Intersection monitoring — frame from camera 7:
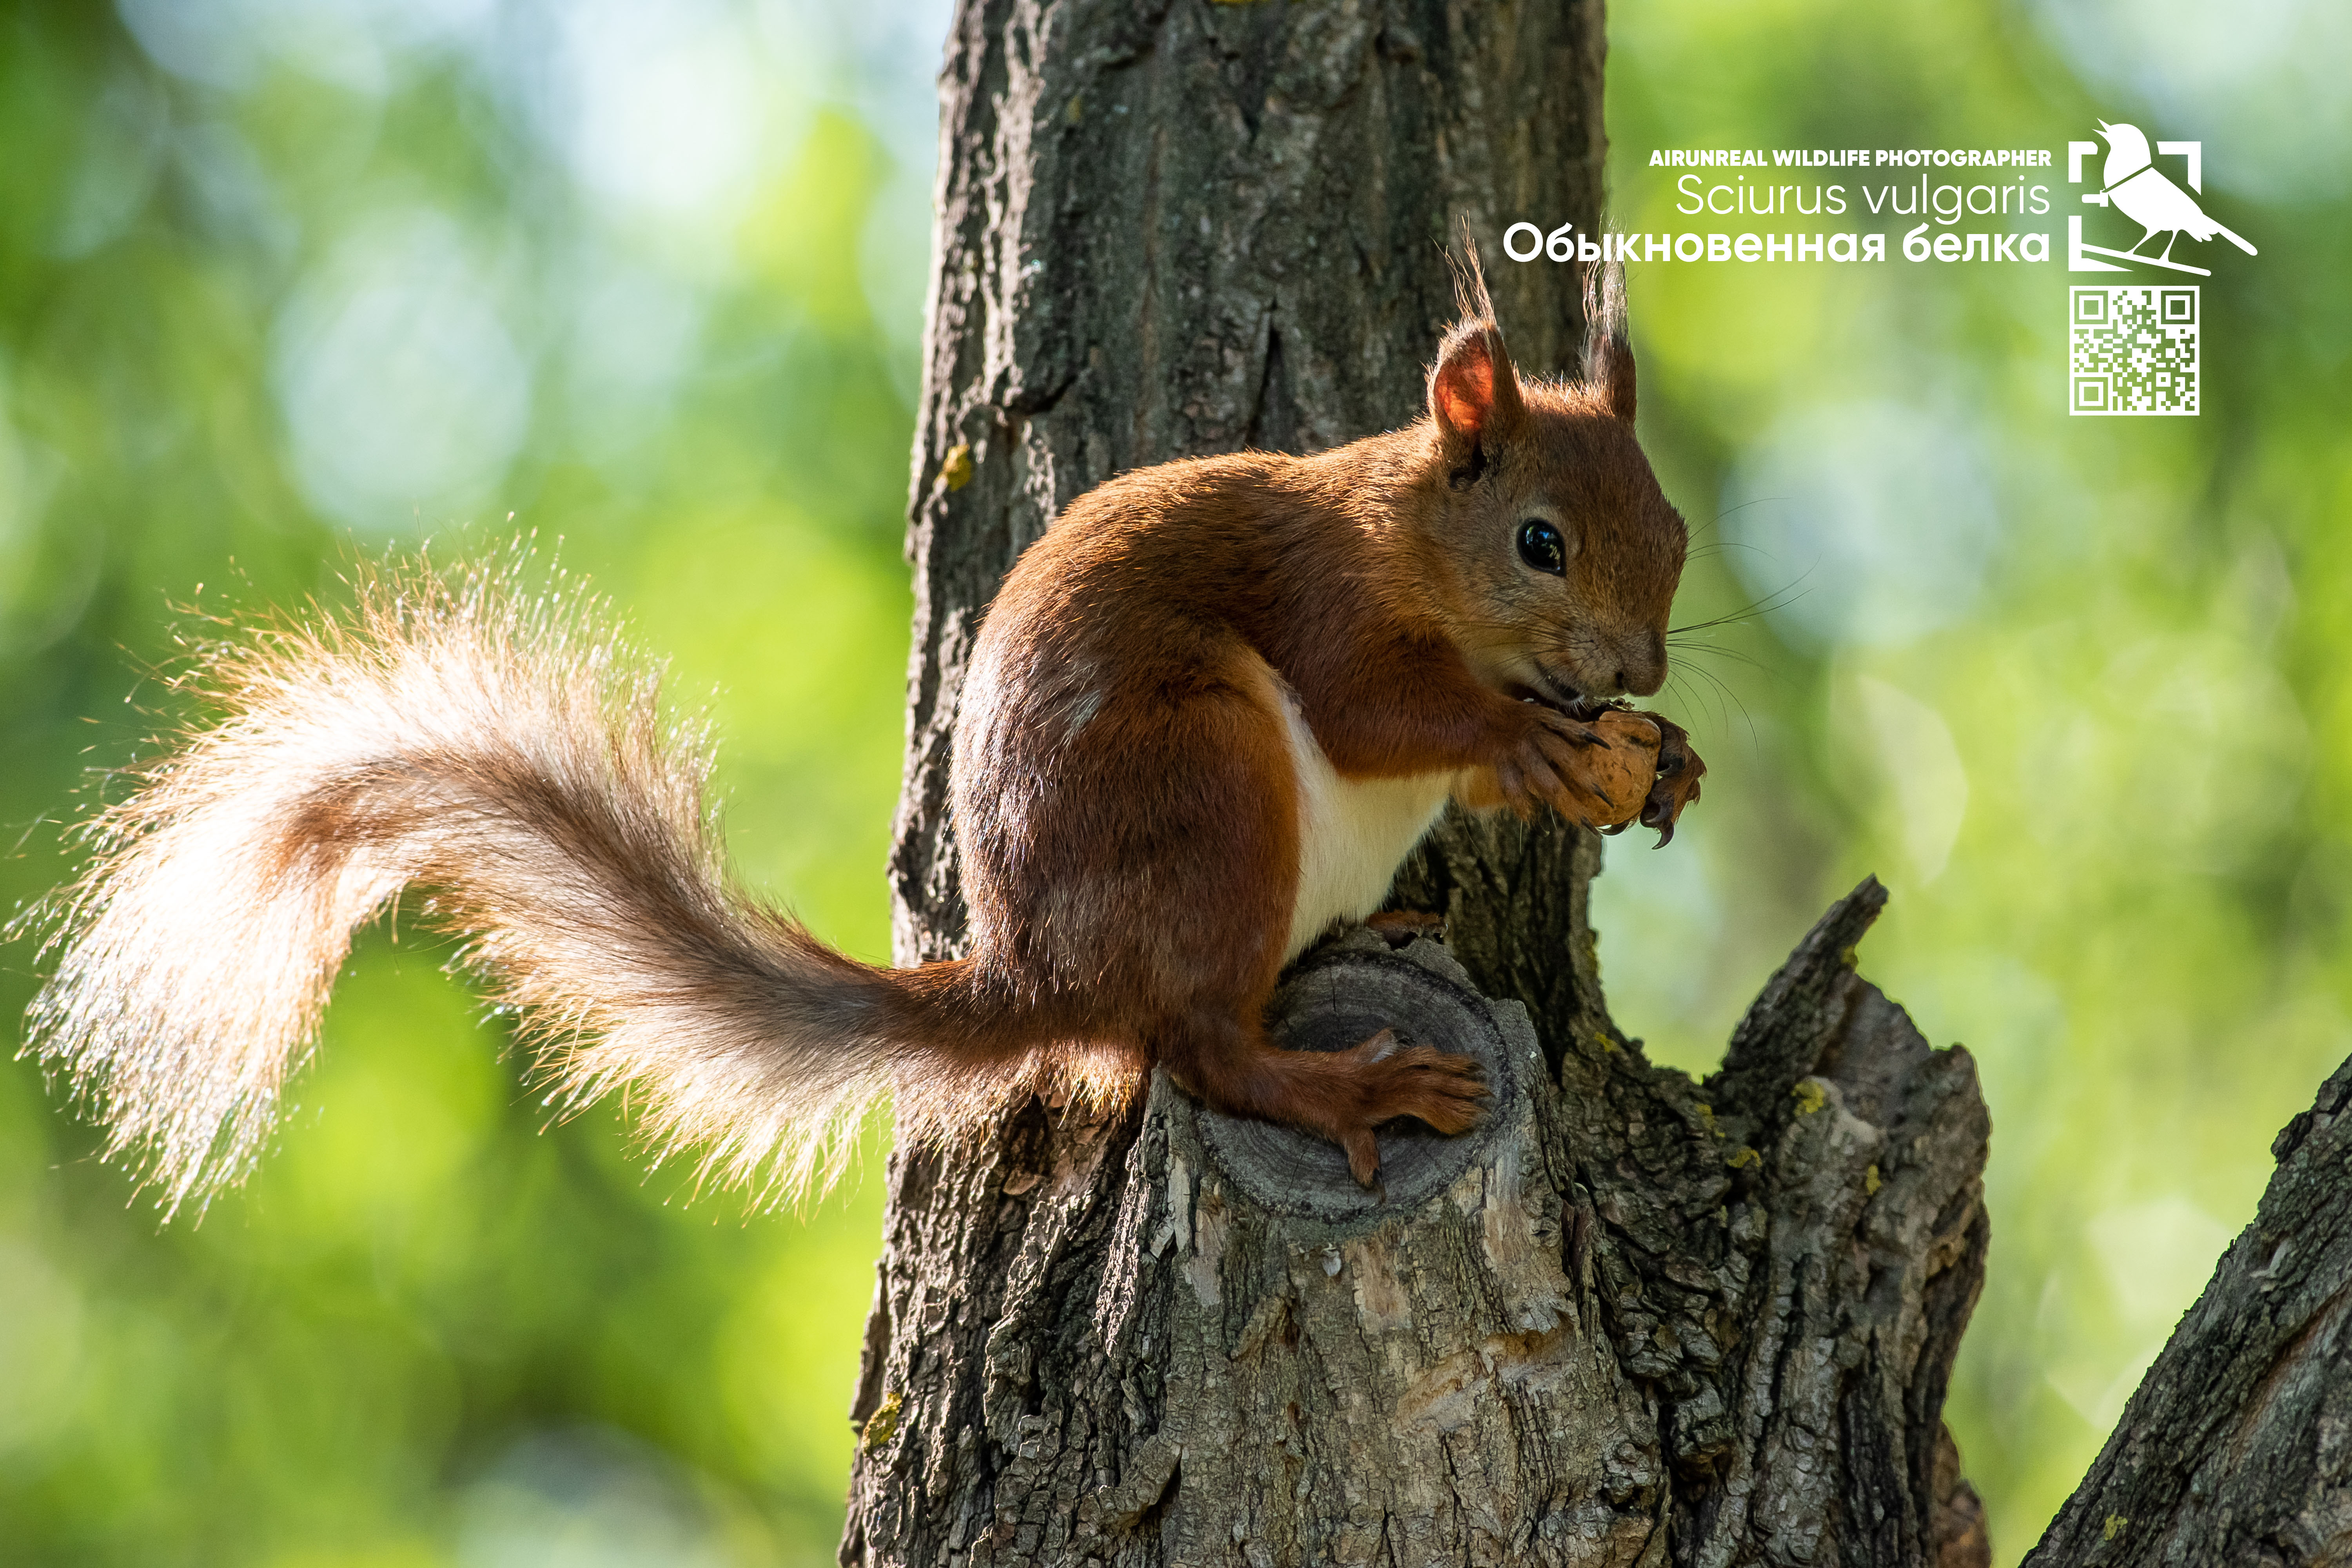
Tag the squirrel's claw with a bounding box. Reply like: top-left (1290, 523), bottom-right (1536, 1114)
top-left (1628, 711), bottom-right (1707, 846)
top-left (1366, 909), bottom-right (1446, 947)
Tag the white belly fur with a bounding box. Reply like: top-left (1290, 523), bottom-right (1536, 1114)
top-left (1276, 695), bottom-right (1455, 960)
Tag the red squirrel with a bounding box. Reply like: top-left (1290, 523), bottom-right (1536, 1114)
top-left (24, 265), bottom-right (1700, 1210)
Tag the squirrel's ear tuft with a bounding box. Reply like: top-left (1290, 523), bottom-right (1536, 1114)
top-left (1581, 259), bottom-right (1636, 424)
top-left (1430, 236), bottom-right (1525, 451)
top-left (1429, 319), bottom-right (1524, 446)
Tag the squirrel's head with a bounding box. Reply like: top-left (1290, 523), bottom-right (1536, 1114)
top-left (1414, 272), bottom-right (1687, 707)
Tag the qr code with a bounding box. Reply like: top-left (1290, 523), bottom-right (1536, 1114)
top-left (2070, 287), bottom-right (2198, 416)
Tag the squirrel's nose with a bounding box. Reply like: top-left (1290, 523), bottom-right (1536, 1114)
top-left (1613, 632), bottom-right (1668, 698)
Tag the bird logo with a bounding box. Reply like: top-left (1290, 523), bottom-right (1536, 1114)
top-left (2070, 121), bottom-right (2255, 276)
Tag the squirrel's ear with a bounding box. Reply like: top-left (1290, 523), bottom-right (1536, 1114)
top-left (1581, 260), bottom-right (1636, 423)
top-left (1428, 320), bottom-right (1525, 448)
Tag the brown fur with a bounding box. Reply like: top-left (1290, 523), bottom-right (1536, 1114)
top-left (23, 269), bottom-right (1690, 1208)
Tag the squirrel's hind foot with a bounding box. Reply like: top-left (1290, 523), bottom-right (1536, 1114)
top-left (1327, 1028), bottom-right (1490, 1188)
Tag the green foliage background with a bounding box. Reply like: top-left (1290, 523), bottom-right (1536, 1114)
top-left (0, 2), bottom-right (2343, 1563)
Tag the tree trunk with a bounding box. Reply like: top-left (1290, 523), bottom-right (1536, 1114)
top-left (846, 3), bottom-right (1992, 1564)
top-left (2019, 1054), bottom-right (2352, 1568)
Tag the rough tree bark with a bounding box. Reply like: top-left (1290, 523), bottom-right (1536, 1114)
top-left (844, 2), bottom-right (1993, 1564)
top-left (2020, 1055), bottom-right (2352, 1568)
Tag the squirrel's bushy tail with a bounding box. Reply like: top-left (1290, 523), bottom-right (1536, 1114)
top-left (22, 557), bottom-right (1065, 1214)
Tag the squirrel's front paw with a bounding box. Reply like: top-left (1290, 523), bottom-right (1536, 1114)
top-left (1492, 705), bottom-right (1608, 823)
top-left (1495, 706), bottom-right (1662, 830)
top-left (1604, 711), bottom-right (1706, 846)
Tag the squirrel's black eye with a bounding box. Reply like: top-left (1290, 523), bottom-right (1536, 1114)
top-left (1517, 519), bottom-right (1567, 575)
